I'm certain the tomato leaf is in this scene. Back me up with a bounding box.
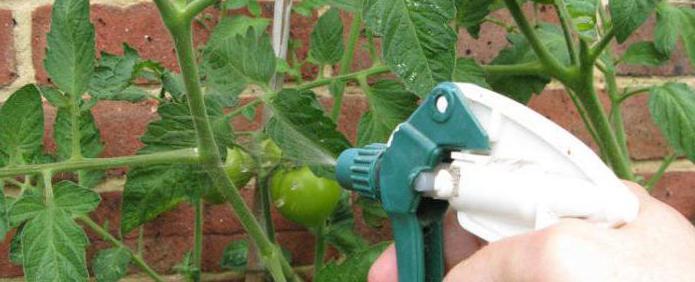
[648,83,695,162]
[53,181,101,214]
[455,0,494,38]
[453,58,490,88]
[364,0,457,97]
[204,19,275,104]
[677,7,695,68]
[0,84,44,166]
[54,106,105,188]
[44,0,95,97]
[566,0,597,41]
[266,89,351,174]
[92,247,131,282]
[220,240,248,271]
[21,208,90,282]
[487,24,567,103]
[357,80,418,146]
[609,0,658,43]
[89,44,147,102]
[314,242,390,282]
[622,41,670,66]
[654,2,680,57]
[309,8,344,65]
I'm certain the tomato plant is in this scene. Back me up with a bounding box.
[0,0,694,281]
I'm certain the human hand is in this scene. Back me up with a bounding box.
[369,182,695,282]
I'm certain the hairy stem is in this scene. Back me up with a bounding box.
[602,62,631,159]
[297,65,390,91]
[331,12,363,121]
[312,224,326,278]
[78,216,164,282]
[554,0,579,65]
[482,62,546,76]
[0,149,200,178]
[157,4,300,281]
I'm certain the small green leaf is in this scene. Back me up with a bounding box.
[0,84,44,165]
[648,83,695,162]
[654,2,679,56]
[364,0,457,97]
[453,58,490,88]
[266,89,351,173]
[220,240,248,271]
[44,0,95,97]
[53,181,100,215]
[325,193,367,254]
[609,0,658,43]
[314,242,390,282]
[40,86,68,108]
[92,248,132,282]
[8,193,44,227]
[89,44,147,102]
[21,207,90,282]
[566,0,597,40]
[204,19,275,101]
[622,41,670,66]
[455,0,494,38]
[357,80,418,146]
[678,7,695,68]
[309,8,345,65]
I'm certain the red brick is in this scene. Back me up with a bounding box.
[0,9,16,86]
[32,3,218,85]
[0,230,23,278]
[650,171,695,220]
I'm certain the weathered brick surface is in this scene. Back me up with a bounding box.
[0,9,16,86]
[650,172,695,220]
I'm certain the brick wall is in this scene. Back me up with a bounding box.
[0,0,694,280]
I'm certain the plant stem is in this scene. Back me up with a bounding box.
[183,0,217,19]
[312,224,326,278]
[78,216,165,282]
[0,149,200,178]
[42,170,54,205]
[224,98,262,120]
[554,0,579,65]
[645,154,677,191]
[159,6,299,281]
[503,0,571,82]
[602,62,631,159]
[575,43,635,180]
[617,87,651,104]
[297,65,390,91]
[590,28,615,61]
[482,62,546,76]
[192,198,204,282]
[330,12,363,121]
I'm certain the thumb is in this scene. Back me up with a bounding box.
[368,244,398,282]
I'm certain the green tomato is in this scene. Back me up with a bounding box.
[204,147,256,204]
[260,139,282,168]
[270,166,342,227]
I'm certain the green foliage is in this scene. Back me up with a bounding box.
[220,240,249,271]
[89,44,148,102]
[309,8,345,65]
[314,242,390,282]
[455,0,495,38]
[357,80,418,146]
[364,0,457,97]
[0,183,8,240]
[566,0,597,40]
[44,0,95,97]
[9,181,99,282]
[622,42,669,66]
[223,0,262,16]
[92,248,132,282]
[609,0,658,43]
[266,89,351,176]
[0,85,44,165]
[648,83,695,162]
[453,58,490,88]
[652,3,695,67]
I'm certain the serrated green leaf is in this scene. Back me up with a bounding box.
[486,24,566,103]
[654,2,679,56]
[648,83,695,162]
[21,207,90,282]
[204,21,275,102]
[325,192,367,254]
[455,0,494,38]
[54,107,103,161]
[622,41,670,66]
[314,242,390,282]
[609,0,658,43]
[8,192,43,227]
[357,80,418,146]
[92,247,131,282]
[309,8,345,65]
[0,84,44,165]
[364,0,457,97]
[44,0,95,97]
[678,7,695,68]
[265,89,351,173]
[40,86,68,108]
[53,181,100,215]
[89,44,147,102]
[220,240,248,271]
[453,58,490,88]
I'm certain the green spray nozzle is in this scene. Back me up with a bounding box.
[335,83,490,282]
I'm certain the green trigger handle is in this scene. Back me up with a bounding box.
[336,83,490,282]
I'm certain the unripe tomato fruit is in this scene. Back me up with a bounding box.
[259,139,282,168]
[204,147,255,204]
[270,166,342,227]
